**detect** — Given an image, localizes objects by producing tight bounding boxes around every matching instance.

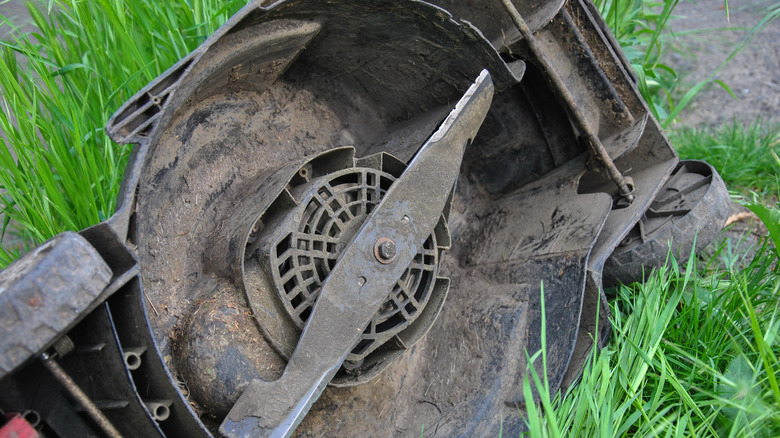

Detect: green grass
[673,120,780,196]
[595,0,779,128]
[594,0,687,124]
[523,244,780,437]
[0,0,247,265]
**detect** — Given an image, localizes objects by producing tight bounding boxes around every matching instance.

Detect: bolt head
[374,237,397,264]
[379,241,396,259]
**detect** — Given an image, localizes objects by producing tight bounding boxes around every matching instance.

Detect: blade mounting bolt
[374,237,397,264]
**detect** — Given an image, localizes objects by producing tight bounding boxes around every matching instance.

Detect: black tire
[0,232,112,379]
[603,160,730,287]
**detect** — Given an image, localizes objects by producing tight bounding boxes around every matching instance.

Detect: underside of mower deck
[0,0,729,437]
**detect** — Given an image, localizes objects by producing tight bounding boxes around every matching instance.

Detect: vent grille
[269,167,438,361]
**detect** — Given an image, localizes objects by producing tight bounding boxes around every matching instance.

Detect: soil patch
[667,0,780,127]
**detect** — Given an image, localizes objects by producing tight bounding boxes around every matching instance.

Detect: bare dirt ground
[667,0,779,128]
[0,2,33,38]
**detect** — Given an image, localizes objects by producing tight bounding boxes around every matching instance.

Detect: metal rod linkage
[499,0,635,204]
[41,352,123,438]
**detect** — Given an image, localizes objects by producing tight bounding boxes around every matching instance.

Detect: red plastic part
[0,413,38,438]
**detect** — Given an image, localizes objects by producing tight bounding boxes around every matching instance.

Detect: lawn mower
[0,0,729,436]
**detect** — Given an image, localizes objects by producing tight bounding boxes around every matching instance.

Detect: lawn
[0,1,778,437]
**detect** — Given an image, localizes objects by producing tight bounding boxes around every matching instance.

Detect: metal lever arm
[220,70,494,438]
